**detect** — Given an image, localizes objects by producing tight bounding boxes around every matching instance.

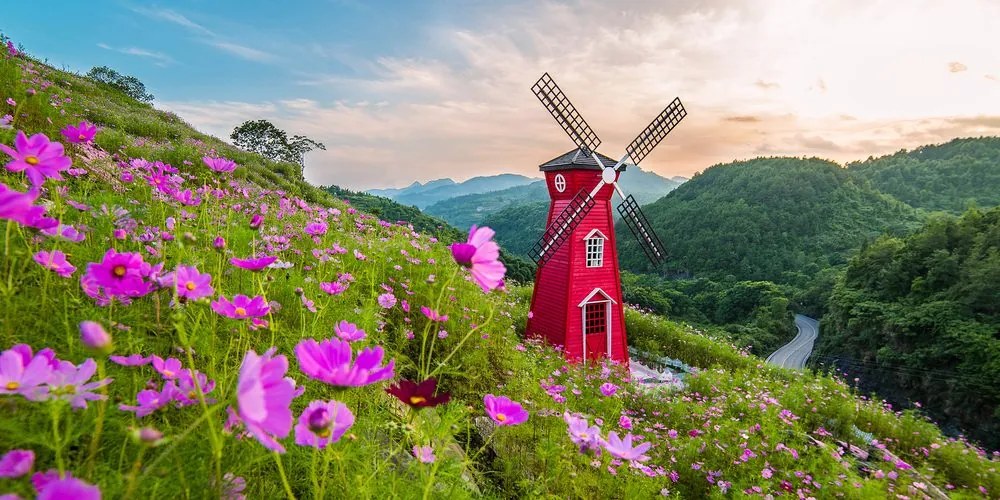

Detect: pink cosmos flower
[564,412,602,453]
[0,131,72,186]
[483,394,528,426]
[449,225,506,292]
[0,449,34,477]
[83,249,155,300]
[44,359,113,409]
[158,265,213,301]
[377,292,396,309]
[249,214,264,229]
[33,250,75,277]
[211,294,270,320]
[294,338,394,387]
[600,383,618,397]
[420,306,447,323]
[0,183,57,230]
[119,381,177,417]
[59,121,98,144]
[79,321,112,352]
[151,356,183,379]
[413,445,435,464]
[173,369,216,407]
[761,467,773,479]
[203,156,238,173]
[294,400,354,449]
[230,255,277,271]
[304,222,327,236]
[109,354,151,366]
[236,348,296,453]
[319,281,348,295]
[602,432,652,462]
[35,474,101,500]
[213,236,226,249]
[333,321,366,342]
[0,344,57,400]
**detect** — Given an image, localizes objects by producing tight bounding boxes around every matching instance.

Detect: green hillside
[815,207,1000,449]
[619,157,924,282]
[0,40,996,499]
[849,137,1000,213]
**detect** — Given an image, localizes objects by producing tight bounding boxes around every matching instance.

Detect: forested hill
[848,137,1000,214]
[814,207,1000,449]
[618,157,924,282]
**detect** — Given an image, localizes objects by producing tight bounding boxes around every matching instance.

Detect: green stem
[177,320,224,489]
[123,447,148,498]
[428,306,495,380]
[50,404,65,474]
[421,268,459,377]
[137,403,223,484]
[273,452,296,500]
[85,359,109,479]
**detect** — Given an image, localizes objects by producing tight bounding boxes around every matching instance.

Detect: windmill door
[581,298,611,362]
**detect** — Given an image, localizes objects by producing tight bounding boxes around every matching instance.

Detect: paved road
[766,314,819,369]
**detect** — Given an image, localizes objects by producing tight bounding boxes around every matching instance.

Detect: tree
[86,66,154,102]
[230,120,326,166]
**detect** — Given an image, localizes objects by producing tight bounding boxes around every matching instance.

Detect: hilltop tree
[230,119,326,166]
[86,66,154,102]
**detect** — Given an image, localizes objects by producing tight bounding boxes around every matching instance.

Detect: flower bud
[79,320,112,353]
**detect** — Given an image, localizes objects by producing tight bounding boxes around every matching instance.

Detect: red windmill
[525,73,686,364]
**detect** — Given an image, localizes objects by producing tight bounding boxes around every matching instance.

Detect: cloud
[97,42,174,66]
[723,115,761,123]
[131,6,273,63]
[205,40,274,62]
[948,61,968,73]
[131,6,215,36]
[754,80,780,90]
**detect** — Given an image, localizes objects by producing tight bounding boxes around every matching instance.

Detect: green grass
[0,46,996,499]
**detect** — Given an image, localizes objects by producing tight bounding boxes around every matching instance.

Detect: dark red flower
[386,378,450,409]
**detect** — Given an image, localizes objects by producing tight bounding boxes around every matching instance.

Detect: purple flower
[83,249,155,300]
[294,337,394,387]
[0,131,72,186]
[230,255,277,271]
[0,183,57,230]
[333,321,366,342]
[602,432,651,462]
[600,383,618,397]
[0,449,34,477]
[213,236,226,249]
[761,467,773,479]
[377,292,396,309]
[449,225,505,292]
[420,306,447,323]
[294,400,354,449]
[483,394,528,426]
[319,281,347,296]
[221,473,246,500]
[32,250,75,277]
[158,265,213,301]
[173,369,216,406]
[119,381,176,417]
[413,445,435,464]
[0,344,56,400]
[211,294,270,320]
[34,473,101,500]
[564,412,602,453]
[45,359,112,409]
[59,121,98,144]
[79,321,112,352]
[304,221,327,236]
[109,354,151,366]
[236,348,295,453]
[203,156,238,173]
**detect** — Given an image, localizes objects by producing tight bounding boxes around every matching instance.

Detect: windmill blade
[625,97,686,165]
[529,189,596,265]
[532,73,602,154]
[617,194,667,266]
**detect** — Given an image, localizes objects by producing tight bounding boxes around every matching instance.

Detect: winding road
[766,314,819,369]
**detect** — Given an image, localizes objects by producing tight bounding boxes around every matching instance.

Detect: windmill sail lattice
[617,194,667,265]
[529,189,596,265]
[625,97,686,165]
[532,73,602,155]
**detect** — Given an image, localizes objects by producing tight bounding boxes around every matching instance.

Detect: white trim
[581,228,607,241]
[580,298,614,362]
[553,174,566,193]
[577,287,616,307]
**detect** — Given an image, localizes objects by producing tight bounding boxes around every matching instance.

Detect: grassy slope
[0,49,996,499]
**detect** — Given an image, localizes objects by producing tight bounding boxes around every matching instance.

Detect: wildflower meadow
[0,36,997,499]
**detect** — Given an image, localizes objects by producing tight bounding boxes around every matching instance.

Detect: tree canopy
[86,66,154,103]
[231,119,326,166]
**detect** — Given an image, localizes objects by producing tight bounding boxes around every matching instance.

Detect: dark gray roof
[539,149,626,172]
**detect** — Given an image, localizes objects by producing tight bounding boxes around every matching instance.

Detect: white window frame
[578,288,616,362]
[583,229,607,268]
[553,174,566,193]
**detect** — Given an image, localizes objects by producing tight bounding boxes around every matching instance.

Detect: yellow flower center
[188,391,197,400]
[113,265,127,277]
[234,307,247,317]
[316,428,332,438]
[162,370,175,378]
[25,156,39,165]
[495,413,507,422]
[409,396,426,405]
[78,133,86,140]
[5,381,18,391]
[185,281,197,291]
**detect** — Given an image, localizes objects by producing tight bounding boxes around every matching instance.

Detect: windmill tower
[525,73,686,364]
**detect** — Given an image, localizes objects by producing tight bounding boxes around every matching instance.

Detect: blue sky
[5,1,999,189]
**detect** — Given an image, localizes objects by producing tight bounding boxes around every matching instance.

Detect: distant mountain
[366,174,538,209]
[618,157,924,281]
[670,176,690,183]
[848,137,1000,213]
[425,165,683,231]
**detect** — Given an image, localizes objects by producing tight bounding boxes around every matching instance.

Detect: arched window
[582,229,606,268]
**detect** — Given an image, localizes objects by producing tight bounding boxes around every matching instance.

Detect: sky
[5,0,1000,190]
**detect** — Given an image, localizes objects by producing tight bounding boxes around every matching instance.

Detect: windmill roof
[539,148,626,172]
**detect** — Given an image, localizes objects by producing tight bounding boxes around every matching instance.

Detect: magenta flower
[420,306,448,323]
[59,121,98,144]
[173,369,216,406]
[236,348,295,453]
[249,214,264,229]
[0,449,34,477]
[230,255,277,271]
[0,131,72,186]
[413,445,435,464]
[151,356,183,379]
[119,381,177,417]
[602,432,651,462]
[79,321,112,352]
[45,359,112,409]
[109,354,151,366]
[377,292,396,309]
[211,294,271,320]
[34,474,101,500]
[158,265,213,301]
[319,281,348,296]
[32,250,75,278]
[213,236,226,249]
[83,249,155,300]
[449,225,506,292]
[483,394,528,426]
[599,383,618,397]
[304,221,327,236]
[0,344,56,400]
[294,400,354,449]
[333,321,366,342]
[294,338,394,387]
[0,183,57,230]
[564,412,603,453]
[203,156,238,173]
